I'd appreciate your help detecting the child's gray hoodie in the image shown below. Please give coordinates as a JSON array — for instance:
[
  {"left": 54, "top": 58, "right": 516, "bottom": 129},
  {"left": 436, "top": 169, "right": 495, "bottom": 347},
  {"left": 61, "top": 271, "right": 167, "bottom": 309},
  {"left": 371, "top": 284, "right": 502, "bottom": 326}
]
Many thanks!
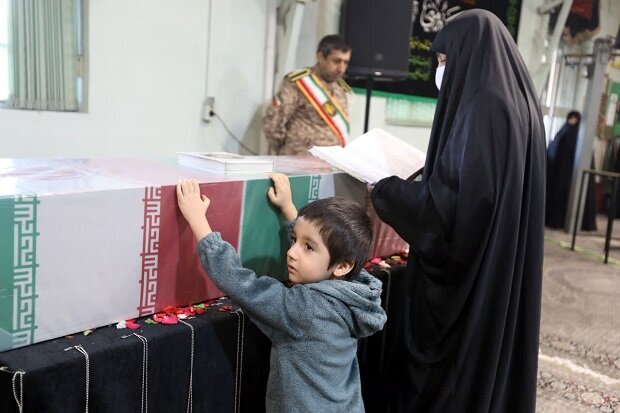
[{"left": 196, "top": 230, "right": 386, "bottom": 413}]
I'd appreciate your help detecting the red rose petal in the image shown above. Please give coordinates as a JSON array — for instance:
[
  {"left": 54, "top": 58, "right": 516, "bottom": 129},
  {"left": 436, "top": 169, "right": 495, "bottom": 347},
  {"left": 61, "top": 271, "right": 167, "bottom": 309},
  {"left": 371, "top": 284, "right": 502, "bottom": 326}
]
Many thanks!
[
  {"left": 126, "top": 320, "right": 140, "bottom": 329},
  {"left": 162, "top": 314, "right": 178, "bottom": 325}
]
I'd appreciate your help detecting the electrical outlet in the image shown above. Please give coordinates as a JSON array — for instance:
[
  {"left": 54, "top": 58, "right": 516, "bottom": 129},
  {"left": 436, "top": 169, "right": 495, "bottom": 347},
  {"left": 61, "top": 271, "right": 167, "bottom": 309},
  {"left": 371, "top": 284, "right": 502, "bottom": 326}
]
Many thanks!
[{"left": 202, "top": 97, "right": 215, "bottom": 122}]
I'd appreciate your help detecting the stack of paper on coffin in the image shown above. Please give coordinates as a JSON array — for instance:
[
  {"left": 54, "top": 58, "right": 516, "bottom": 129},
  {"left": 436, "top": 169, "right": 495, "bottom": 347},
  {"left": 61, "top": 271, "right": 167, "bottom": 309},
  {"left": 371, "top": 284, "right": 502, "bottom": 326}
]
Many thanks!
[{"left": 177, "top": 152, "right": 274, "bottom": 174}]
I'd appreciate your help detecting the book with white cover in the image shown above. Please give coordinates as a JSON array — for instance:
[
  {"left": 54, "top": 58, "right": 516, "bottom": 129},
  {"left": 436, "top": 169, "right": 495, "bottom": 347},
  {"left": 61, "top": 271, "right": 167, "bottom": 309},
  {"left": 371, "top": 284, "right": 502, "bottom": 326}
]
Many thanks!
[
  {"left": 177, "top": 152, "right": 274, "bottom": 174},
  {"left": 308, "top": 128, "right": 426, "bottom": 183}
]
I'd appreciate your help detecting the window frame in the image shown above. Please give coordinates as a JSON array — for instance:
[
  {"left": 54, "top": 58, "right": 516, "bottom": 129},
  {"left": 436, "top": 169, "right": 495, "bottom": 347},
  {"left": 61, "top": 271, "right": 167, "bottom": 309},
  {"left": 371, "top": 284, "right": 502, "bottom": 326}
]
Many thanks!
[{"left": 0, "top": 0, "right": 89, "bottom": 112}]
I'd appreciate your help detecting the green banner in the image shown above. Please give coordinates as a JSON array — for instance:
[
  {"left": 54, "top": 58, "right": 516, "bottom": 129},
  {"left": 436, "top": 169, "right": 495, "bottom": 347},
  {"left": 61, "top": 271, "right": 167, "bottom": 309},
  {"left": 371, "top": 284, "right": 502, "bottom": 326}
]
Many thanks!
[{"left": 353, "top": 88, "right": 437, "bottom": 127}]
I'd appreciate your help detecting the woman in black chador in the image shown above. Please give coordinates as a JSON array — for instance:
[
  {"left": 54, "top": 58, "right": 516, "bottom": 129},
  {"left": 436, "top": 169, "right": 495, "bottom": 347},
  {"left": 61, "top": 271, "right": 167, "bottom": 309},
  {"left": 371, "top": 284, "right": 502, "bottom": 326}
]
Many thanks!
[
  {"left": 371, "top": 10, "right": 545, "bottom": 413},
  {"left": 545, "top": 111, "right": 597, "bottom": 230}
]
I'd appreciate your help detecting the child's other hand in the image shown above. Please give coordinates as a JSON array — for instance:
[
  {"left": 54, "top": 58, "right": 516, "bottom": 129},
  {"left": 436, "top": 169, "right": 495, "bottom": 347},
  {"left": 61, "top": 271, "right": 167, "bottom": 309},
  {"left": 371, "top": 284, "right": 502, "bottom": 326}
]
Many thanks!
[
  {"left": 268, "top": 173, "right": 297, "bottom": 220},
  {"left": 268, "top": 173, "right": 292, "bottom": 207},
  {"left": 177, "top": 179, "right": 212, "bottom": 239}
]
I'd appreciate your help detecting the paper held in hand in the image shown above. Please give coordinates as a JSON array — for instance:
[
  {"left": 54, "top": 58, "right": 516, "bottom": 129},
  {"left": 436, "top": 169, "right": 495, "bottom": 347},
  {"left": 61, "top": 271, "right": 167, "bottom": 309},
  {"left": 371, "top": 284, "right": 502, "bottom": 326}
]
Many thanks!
[
  {"left": 308, "top": 128, "right": 426, "bottom": 183},
  {"left": 177, "top": 152, "right": 274, "bottom": 174}
]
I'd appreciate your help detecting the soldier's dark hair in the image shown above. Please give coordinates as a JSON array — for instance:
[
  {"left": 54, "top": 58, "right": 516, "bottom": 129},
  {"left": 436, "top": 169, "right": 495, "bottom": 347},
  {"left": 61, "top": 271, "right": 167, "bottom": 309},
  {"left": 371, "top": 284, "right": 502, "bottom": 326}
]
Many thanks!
[
  {"left": 297, "top": 197, "right": 372, "bottom": 281},
  {"left": 316, "top": 34, "right": 351, "bottom": 58}
]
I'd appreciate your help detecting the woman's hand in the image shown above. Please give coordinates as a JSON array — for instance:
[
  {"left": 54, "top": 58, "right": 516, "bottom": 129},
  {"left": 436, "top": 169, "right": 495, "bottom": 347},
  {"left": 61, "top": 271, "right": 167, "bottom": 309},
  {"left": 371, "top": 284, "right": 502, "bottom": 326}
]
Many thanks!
[
  {"left": 176, "top": 179, "right": 213, "bottom": 240},
  {"left": 268, "top": 173, "right": 297, "bottom": 221}
]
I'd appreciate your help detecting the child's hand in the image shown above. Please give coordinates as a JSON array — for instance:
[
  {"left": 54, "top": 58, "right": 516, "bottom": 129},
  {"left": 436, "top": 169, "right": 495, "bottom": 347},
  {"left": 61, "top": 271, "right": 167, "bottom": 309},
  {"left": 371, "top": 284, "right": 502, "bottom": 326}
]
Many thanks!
[
  {"left": 268, "top": 173, "right": 292, "bottom": 207},
  {"left": 268, "top": 173, "right": 297, "bottom": 221},
  {"left": 176, "top": 179, "right": 212, "bottom": 240}
]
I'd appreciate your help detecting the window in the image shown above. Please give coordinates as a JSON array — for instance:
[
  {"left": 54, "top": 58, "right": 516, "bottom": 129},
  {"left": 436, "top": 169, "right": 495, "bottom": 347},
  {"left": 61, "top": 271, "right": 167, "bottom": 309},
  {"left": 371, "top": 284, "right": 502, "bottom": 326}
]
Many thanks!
[
  {"left": 0, "top": 0, "right": 86, "bottom": 111},
  {"left": 0, "top": 0, "right": 8, "bottom": 101}
]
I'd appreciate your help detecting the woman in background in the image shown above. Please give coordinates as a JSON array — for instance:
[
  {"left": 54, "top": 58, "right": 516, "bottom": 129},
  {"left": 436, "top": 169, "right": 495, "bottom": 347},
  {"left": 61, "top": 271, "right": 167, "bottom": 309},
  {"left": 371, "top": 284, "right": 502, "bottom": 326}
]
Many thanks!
[{"left": 546, "top": 111, "right": 597, "bottom": 230}]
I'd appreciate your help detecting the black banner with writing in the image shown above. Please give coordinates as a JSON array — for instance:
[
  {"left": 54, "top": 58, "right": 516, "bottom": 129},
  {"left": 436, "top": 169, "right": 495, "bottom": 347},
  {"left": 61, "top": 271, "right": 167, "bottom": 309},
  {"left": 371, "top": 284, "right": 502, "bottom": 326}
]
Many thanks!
[{"left": 347, "top": 1, "right": 522, "bottom": 99}]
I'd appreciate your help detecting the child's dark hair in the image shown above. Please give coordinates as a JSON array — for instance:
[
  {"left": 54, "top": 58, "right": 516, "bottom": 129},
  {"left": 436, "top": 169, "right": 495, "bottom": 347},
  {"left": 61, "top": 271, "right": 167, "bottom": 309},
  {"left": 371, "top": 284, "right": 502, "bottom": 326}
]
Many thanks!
[{"left": 297, "top": 197, "right": 372, "bottom": 280}]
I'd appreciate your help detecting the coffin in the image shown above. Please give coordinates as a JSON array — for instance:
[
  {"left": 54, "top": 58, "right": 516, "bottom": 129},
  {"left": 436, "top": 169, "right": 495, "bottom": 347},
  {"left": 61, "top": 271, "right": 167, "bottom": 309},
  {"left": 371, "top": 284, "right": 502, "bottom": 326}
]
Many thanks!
[{"left": 0, "top": 156, "right": 406, "bottom": 351}]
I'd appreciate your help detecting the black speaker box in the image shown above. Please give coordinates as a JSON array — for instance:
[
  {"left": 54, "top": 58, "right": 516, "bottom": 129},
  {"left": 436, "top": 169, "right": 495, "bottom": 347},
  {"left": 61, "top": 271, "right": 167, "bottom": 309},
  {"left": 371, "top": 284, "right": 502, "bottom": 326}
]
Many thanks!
[{"left": 342, "top": 0, "right": 414, "bottom": 80}]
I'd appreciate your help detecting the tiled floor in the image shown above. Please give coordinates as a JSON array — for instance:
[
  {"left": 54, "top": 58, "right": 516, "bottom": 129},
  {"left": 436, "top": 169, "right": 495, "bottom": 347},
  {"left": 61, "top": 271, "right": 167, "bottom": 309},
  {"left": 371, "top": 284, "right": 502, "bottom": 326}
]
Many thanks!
[{"left": 537, "top": 215, "right": 620, "bottom": 412}]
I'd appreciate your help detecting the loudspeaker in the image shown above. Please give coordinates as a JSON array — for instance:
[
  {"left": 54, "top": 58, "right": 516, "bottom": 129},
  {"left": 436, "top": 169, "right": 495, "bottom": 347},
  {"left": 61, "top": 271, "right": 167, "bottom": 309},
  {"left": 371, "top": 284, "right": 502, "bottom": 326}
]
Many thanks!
[{"left": 342, "top": 0, "right": 414, "bottom": 80}]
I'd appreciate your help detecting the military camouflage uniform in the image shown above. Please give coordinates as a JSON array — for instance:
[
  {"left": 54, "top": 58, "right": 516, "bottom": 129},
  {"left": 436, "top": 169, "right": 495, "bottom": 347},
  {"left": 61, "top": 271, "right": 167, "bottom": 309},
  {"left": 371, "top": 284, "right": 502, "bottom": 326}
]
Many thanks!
[{"left": 263, "top": 68, "right": 351, "bottom": 155}]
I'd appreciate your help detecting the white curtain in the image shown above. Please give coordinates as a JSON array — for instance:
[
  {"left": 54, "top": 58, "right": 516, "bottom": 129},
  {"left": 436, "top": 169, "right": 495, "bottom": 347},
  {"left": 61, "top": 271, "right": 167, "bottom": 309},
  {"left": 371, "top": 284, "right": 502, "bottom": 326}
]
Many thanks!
[{"left": 7, "top": 0, "right": 78, "bottom": 111}]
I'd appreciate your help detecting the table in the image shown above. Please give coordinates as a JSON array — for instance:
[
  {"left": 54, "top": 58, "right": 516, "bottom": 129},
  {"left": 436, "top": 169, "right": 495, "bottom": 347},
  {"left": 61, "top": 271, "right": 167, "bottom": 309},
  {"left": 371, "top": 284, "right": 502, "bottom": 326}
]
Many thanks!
[
  {"left": 0, "top": 298, "right": 271, "bottom": 413},
  {"left": 359, "top": 265, "right": 407, "bottom": 413},
  {"left": 0, "top": 265, "right": 407, "bottom": 413},
  {"left": 571, "top": 169, "right": 620, "bottom": 263}
]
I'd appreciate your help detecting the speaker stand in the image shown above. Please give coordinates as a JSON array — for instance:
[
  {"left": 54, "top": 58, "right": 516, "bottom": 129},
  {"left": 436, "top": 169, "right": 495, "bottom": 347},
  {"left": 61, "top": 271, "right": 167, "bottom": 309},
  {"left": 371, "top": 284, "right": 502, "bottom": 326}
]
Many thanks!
[{"left": 363, "top": 77, "right": 374, "bottom": 133}]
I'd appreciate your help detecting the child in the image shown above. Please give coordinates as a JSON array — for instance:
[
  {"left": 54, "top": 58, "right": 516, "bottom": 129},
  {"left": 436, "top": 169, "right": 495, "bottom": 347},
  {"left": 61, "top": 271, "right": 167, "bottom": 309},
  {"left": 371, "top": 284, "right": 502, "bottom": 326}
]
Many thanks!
[{"left": 176, "top": 173, "right": 386, "bottom": 412}]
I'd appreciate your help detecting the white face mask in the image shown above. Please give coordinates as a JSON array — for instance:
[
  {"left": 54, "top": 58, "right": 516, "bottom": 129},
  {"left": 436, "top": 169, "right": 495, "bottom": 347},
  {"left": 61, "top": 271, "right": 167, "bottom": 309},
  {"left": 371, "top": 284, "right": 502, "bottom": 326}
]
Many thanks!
[{"left": 435, "top": 65, "right": 445, "bottom": 90}]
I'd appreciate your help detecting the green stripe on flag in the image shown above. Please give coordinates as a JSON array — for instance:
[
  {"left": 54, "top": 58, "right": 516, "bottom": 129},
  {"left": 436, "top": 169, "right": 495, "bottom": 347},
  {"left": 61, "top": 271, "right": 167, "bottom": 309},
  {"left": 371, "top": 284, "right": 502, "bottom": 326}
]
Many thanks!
[
  {"left": 240, "top": 176, "right": 320, "bottom": 280},
  {"left": 0, "top": 196, "right": 15, "bottom": 348},
  {"left": 0, "top": 195, "right": 39, "bottom": 350}
]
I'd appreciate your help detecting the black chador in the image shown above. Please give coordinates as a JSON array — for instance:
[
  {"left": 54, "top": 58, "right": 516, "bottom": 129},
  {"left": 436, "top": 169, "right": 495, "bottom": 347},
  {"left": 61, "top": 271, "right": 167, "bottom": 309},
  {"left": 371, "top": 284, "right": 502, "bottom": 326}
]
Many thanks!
[
  {"left": 545, "top": 116, "right": 597, "bottom": 230},
  {"left": 371, "top": 10, "right": 545, "bottom": 413}
]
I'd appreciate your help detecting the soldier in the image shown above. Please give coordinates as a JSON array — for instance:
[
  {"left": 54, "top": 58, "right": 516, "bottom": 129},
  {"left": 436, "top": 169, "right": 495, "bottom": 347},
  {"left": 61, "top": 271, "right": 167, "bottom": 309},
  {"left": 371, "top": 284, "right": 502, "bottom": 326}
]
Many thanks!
[{"left": 263, "top": 34, "right": 352, "bottom": 155}]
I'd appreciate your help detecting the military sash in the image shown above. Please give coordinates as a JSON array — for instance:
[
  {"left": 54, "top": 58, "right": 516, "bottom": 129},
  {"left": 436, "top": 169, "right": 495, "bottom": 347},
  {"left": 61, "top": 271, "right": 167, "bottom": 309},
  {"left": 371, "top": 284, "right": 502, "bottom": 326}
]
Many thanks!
[{"left": 291, "top": 71, "right": 349, "bottom": 146}]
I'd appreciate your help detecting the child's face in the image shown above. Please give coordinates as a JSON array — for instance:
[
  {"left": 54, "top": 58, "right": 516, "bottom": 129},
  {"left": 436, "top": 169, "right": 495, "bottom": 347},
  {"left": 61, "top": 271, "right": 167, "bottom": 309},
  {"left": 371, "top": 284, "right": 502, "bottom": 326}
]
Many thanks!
[{"left": 286, "top": 217, "right": 334, "bottom": 284}]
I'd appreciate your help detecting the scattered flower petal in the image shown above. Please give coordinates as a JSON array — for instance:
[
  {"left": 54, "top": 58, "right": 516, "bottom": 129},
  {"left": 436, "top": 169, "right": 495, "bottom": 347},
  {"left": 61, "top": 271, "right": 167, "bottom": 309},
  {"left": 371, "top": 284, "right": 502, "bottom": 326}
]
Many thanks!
[
  {"left": 126, "top": 320, "right": 140, "bottom": 329},
  {"left": 162, "top": 305, "right": 177, "bottom": 313},
  {"left": 162, "top": 314, "right": 178, "bottom": 325}
]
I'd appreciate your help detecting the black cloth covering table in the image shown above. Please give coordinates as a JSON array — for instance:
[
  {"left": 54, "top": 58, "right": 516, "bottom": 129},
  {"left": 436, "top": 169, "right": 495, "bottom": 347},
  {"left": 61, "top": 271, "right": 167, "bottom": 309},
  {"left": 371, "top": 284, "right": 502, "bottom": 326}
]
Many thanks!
[
  {"left": 0, "top": 298, "right": 270, "bottom": 413},
  {"left": 359, "top": 265, "right": 407, "bottom": 413},
  {"left": 0, "top": 266, "right": 404, "bottom": 413}
]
